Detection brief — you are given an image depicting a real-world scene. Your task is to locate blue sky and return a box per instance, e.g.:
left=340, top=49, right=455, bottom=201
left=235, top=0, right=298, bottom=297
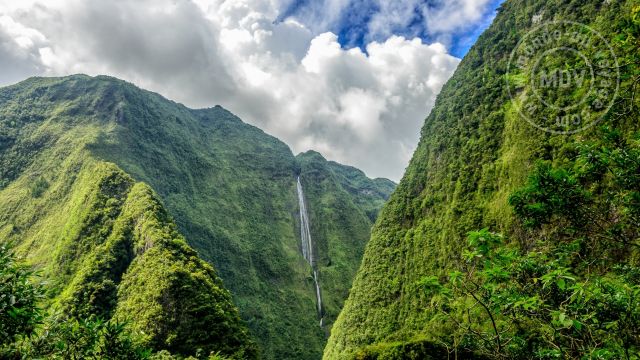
left=279, top=0, right=504, bottom=58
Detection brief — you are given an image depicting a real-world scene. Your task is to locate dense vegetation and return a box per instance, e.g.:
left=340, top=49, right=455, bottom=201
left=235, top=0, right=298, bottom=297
left=0, top=242, right=148, bottom=359
left=421, top=135, right=640, bottom=358
left=0, top=161, right=256, bottom=359
left=325, top=0, right=640, bottom=358
left=0, top=243, right=42, bottom=348
left=297, top=151, right=395, bottom=332
left=0, top=243, right=248, bottom=359
left=0, top=75, right=393, bottom=359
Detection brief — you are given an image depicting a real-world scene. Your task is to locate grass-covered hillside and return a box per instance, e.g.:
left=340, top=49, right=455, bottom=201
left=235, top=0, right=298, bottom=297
left=0, top=154, right=256, bottom=358
left=0, top=75, right=394, bottom=359
left=325, top=0, right=640, bottom=358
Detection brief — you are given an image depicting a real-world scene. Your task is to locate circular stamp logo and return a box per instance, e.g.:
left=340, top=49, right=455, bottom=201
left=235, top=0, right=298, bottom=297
left=506, top=21, right=620, bottom=134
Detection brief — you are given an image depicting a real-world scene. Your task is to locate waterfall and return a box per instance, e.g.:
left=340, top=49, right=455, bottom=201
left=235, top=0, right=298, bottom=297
left=296, top=176, right=324, bottom=327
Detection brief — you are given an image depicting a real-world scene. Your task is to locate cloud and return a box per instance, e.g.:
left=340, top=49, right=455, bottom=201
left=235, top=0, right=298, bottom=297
left=281, top=0, right=501, bottom=54
left=258, top=34, right=458, bottom=178
left=0, top=13, right=48, bottom=84
left=0, top=0, right=462, bottom=181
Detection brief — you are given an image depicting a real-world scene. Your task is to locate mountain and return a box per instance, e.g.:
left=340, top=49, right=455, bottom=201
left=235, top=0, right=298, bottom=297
left=297, top=151, right=396, bottom=331
left=0, top=75, right=394, bottom=359
left=325, top=0, right=640, bottom=359
left=0, top=129, right=256, bottom=357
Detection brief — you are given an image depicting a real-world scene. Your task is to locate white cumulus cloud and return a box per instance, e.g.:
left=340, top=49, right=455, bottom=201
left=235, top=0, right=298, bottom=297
left=0, top=0, right=462, bottom=181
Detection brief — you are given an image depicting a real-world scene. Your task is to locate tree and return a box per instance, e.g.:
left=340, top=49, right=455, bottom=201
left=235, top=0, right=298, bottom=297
left=0, top=243, right=151, bottom=359
left=420, top=130, right=640, bottom=358
left=0, top=243, right=43, bottom=346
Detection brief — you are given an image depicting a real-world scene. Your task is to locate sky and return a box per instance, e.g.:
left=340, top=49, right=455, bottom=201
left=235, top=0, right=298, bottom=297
left=0, top=0, right=502, bottom=181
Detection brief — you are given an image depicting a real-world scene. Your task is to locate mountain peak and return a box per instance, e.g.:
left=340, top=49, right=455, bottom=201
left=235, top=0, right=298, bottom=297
left=0, top=73, right=394, bottom=359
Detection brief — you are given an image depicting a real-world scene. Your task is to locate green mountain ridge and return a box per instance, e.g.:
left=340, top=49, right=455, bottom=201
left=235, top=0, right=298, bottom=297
left=0, top=152, right=256, bottom=358
left=325, top=0, right=640, bottom=358
left=0, top=75, right=395, bottom=359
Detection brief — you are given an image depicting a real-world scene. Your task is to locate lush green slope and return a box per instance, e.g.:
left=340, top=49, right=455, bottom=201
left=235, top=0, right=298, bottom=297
left=0, top=75, right=394, bottom=359
left=325, top=0, right=640, bottom=359
left=0, top=150, right=255, bottom=357
left=297, top=151, right=395, bottom=332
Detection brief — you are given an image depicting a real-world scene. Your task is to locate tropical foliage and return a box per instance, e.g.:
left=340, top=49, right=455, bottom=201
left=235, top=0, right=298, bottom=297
left=0, top=244, right=43, bottom=347
left=0, top=74, right=392, bottom=359
left=325, top=0, right=640, bottom=358
left=0, top=244, right=151, bottom=359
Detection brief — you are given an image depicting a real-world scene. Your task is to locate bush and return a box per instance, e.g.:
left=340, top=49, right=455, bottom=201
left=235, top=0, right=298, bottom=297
left=14, top=315, right=151, bottom=359
left=420, top=129, right=640, bottom=358
left=29, top=177, right=49, bottom=198
left=0, top=243, right=153, bottom=359
left=0, top=243, right=43, bottom=346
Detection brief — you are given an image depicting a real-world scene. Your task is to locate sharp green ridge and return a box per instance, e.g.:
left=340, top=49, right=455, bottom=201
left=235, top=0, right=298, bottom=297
left=0, top=74, right=395, bottom=359
left=324, top=0, right=640, bottom=359
left=0, top=154, right=256, bottom=357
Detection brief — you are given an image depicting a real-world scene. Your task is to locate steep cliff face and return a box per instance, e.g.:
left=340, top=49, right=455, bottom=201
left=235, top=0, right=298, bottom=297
left=325, top=0, right=640, bottom=358
left=0, top=75, right=394, bottom=359
left=296, top=151, right=395, bottom=332
left=0, top=155, right=256, bottom=357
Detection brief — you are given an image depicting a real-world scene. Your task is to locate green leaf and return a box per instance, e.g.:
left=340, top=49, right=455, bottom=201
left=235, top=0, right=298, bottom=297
left=573, top=320, right=582, bottom=331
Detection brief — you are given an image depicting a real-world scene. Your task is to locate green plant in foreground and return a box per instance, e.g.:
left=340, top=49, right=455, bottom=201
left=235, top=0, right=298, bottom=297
left=15, top=315, right=152, bottom=359
left=0, top=243, right=43, bottom=347
left=424, top=229, right=640, bottom=359
left=421, top=130, right=640, bottom=359
left=0, top=243, right=154, bottom=359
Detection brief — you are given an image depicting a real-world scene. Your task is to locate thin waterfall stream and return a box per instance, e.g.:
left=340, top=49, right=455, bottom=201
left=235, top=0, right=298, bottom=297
left=296, top=176, right=324, bottom=327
